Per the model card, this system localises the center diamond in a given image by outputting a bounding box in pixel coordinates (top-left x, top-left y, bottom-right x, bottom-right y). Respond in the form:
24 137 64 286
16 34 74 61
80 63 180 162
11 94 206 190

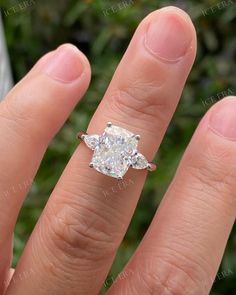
91 125 138 179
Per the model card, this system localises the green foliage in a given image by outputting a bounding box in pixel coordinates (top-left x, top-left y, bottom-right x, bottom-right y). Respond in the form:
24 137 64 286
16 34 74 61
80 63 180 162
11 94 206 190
2 0 236 294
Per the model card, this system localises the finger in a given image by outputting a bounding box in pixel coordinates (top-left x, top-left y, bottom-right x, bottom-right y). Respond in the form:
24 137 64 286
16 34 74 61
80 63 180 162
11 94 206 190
3 268 15 292
8 7 196 295
1 237 13 294
110 97 236 295
0 44 91 292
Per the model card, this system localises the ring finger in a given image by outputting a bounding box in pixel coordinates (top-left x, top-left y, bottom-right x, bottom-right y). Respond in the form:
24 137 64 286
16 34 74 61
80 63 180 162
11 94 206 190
7 7 196 295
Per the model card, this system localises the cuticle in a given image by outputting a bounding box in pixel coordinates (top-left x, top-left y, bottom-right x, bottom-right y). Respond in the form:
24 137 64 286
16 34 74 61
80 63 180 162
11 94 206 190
143 22 194 64
208 124 236 141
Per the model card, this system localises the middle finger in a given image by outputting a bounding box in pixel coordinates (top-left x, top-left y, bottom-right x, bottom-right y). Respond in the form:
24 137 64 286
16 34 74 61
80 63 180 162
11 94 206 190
8 7 196 295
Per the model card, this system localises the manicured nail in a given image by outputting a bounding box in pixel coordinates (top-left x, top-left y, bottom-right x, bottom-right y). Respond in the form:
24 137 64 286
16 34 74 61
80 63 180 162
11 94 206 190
45 44 84 82
209 97 236 140
145 10 193 61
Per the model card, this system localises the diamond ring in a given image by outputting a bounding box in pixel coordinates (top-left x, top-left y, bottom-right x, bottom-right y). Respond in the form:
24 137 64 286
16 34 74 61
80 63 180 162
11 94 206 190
77 122 157 179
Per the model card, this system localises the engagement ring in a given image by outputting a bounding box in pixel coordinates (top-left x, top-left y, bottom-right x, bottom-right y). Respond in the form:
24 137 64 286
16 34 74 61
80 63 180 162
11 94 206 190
78 122 156 179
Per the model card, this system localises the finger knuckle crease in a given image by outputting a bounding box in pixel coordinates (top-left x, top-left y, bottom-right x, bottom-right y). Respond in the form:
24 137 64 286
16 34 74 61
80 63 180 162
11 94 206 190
0 99 45 144
108 87 168 129
47 201 119 262
187 160 234 197
140 257 204 295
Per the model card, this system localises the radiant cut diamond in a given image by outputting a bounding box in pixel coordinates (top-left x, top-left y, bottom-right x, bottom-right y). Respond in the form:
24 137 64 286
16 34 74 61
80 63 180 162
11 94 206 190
83 124 151 179
91 125 138 178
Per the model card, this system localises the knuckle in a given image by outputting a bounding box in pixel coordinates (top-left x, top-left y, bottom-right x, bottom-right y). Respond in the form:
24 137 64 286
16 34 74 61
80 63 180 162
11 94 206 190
0 100 31 139
139 256 207 295
107 86 169 134
0 97 45 144
45 192 120 262
184 143 236 203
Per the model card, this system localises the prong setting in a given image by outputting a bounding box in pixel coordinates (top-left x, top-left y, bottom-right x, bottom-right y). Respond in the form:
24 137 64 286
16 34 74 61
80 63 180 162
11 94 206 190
78 123 157 179
147 163 156 171
77 131 87 140
132 150 138 156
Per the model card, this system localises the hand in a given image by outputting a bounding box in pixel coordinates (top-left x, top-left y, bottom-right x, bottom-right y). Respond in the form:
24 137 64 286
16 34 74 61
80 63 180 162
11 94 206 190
1 6 235 295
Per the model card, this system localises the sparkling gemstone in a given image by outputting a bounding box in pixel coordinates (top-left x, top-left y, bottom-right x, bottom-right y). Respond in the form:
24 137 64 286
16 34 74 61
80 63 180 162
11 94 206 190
91 125 138 178
84 134 100 150
131 153 148 169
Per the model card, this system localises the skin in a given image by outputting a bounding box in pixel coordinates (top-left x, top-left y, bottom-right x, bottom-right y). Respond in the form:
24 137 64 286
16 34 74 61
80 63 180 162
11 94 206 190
0 6 235 295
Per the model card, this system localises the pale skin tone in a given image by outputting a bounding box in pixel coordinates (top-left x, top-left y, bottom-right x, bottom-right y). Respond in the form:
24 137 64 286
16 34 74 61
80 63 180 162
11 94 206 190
0 6 236 295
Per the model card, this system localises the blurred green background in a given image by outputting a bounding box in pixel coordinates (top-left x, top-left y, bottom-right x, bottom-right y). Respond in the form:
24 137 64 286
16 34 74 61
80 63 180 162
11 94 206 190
1 0 236 294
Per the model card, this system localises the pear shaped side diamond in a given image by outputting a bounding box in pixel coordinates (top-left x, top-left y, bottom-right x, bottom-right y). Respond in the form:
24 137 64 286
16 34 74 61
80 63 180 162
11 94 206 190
131 153 148 169
84 135 100 150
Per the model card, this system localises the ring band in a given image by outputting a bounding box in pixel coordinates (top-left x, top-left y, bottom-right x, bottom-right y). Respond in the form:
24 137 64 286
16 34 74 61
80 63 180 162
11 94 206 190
77 122 157 179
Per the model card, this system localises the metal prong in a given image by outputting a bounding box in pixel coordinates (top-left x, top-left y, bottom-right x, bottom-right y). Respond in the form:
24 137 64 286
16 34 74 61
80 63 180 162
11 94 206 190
107 122 112 127
147 162 157 171
133 150 138 156
117 176 123 180
89 162 94 168
77 131 87 140
135 134 140 140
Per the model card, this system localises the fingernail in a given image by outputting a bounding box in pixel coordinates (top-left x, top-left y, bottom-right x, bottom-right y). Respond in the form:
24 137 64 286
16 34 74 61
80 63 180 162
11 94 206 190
145 11 193 61
44 44 84 82
209 97 236 140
